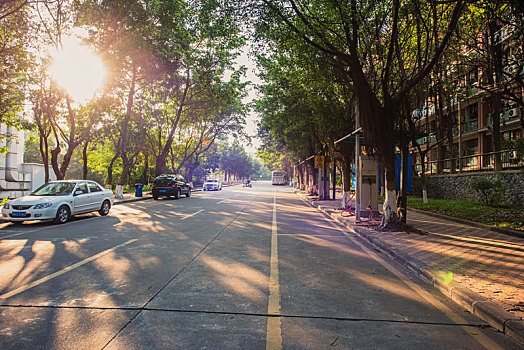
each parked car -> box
[152,174,191,199]
[203,179,222,191]
[1,180,113,224]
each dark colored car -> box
[152,174,191,200]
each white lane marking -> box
[0,239,138,300]
[266,191,282,350]
[181,209,204,220]
[217,199,228,204]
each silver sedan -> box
[2,180,113,224]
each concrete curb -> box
[408,207,524,239]
[296,191,524,346]
[113,195,153,205]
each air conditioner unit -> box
[503,65,516,75]
[509,151,518,160]
[507,108,520,118]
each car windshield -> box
[31,182,76,196]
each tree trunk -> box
[107,149,120,189]
[300,164,306,190]
[338,143,354,208]
[418,151,429,203]
[82,141,88,180]
[115,162,132,198]
[422,173,428,203]
[381,167,399,227]
[50,146,63,180]
[340,159,353,209]
[186,163,198,185]
[398,142,409,223]
[154,78,191,177]
[39,133,50,183]
[141,154,149,184]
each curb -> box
[296,192,524,346]
[408,207,524,239]
[113,195,152,205]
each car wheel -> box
[186,189,191,198]
[175,189,181,199]
[153,194,159,200]
[99,200,111,216]
[54,205,71,224]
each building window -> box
[469,103,478,120]
[464,138,479,156]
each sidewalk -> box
[295,190,524,346]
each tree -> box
[0,1,32,152]
[220,144,256,181]
[253,0,466,227]
[255,46,354,197]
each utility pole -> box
[324,148,328,199]
[458,99,462,173]
[355,104,361,222]
[332,153,336,200]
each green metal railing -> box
[414,149,523,175]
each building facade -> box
[413,17,523,175]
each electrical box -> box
[359,155,379,215]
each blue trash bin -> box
[135,183,143,197]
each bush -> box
[470,178,506,206]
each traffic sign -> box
[314,155,325,169]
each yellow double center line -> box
[266,191,282,349]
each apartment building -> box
[413,17,523,175]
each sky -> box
[235,46,263,156]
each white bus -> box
[271,171,286,185]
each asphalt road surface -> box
[0,181,520,349]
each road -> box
[0,181,520,349]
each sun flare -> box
[49,37,106,103]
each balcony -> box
[418,149,523,175]
[463,120,478,133]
